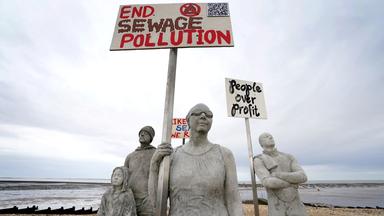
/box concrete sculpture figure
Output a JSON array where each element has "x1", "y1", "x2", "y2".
[
  {"x1": 149, "y1": 103, "x2": 243, "y2": 216},
  {"x1": 253, "y1": 132, "x2": 308, "y2": 216},
  {"x1": 98, "y1": 166, "x2": 137, "y2": 216},
  {"x1": 124, "y1": 126, "x2": 156, "y2": 216}
]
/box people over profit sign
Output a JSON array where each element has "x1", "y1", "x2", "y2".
[{"x1": 226, "y1": 79, "x2": 267, "y2": 119}]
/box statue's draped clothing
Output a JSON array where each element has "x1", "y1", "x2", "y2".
[
  {"x1": 169, "y1": 144, "x2": 229, "y2": 216},
  {"x1": 125, "y1": 146, "x2": 156, "y2": 216},
  {"x1": 97, "y1": 188, "x2": 137, "y2": 216},
  {"x1": 254, "y1": 151, "x2": 307, "y2": 216}
]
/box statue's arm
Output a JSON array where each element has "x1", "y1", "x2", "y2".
[
  {"x1": 272, "y1": 156, "x2": 307, "y2": 184},
  {"x1": 221, "y1": 147, "x2": 243, "y2": 216},
  {"x1": 148, "y1": 154, "x2": 160, "y2": 210},
  {"x1": 147, "y1": 143, "x2": 173, "y2": 210},
  {"x1": 253, "y1": 157, "x2": 291, "y2": 189}
]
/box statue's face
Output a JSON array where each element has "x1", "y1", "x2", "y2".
[
  {"x1": 260, "y1": 133, "x2": 275, "y2": 151},
  {"x1": 111, "y1": 168, "x2": 124, "y2": 186},
  {"x1": 139, "y1": 130, "x2": 152, "y2": 145},
  {"x1": 188, "y1": 105, "x2": 213, "y2": 133}
]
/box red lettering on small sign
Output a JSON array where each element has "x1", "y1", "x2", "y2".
[
  {"x1": 120, "y1": 5, "x2": 154, "y2": 18},
  {"x1": 170, "y1": 31, "x2": 183, "y2": 46},
  {"x1": 120, "y1": 6, "x2": 132, "y2": 19},
  {"x1": 120, "y1": 34, "x2": 134, "y2": 48},
  {"x1": 157, "y1": 33, "x2": 168, "y2": 46},
  {"x1": 118, "y1": 29, "x2": 232, "y2": 48},
  {"x1": 144, "y1": 33, "x2": 155, "y2": 47}
]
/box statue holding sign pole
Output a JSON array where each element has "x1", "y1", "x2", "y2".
[
  {"x1": 253, "y1": 133, "x2": 308, "y2": 216},
  {"x1": 149, "y1": 103, "x2": 243, "y2": 216},
  {"x1": 110, "y1": 3, "x2": 235, "y2": 215}
]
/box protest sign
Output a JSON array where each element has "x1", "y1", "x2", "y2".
[
  {"x1": 225, "y1": 78, "x2": 267, "y2": 119},
  {"x1": 171, "y1": 118, "x2": 189, "y2": 139},
  {"x1": 110, "y1": 3, "x2": 234, "y2": 50},
  {"x1": 225, "y1": 78, "x2": 266, "y2": 216}
]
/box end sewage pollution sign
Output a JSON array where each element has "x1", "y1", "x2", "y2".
[{"x1": 110, "y1": 3, "x2": 234, "y2": 50}]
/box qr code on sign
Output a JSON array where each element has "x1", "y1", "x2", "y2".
[{"x1": 207, "y1": 3, "x2": 230, "y2": 17}]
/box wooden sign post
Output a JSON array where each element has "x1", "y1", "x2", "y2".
[
  {"x1": 156, "y1": 48, "x2": 177, "y2": 216},
  {"x1": 110, "y1": 3, "x2": 234, "y2": 215},
  {"x1": 225, "y1": 78, "x2": 268, "y2": 216}
]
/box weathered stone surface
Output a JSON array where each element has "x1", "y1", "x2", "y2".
[
  {"x1": 253, "y1": 132, "x2": 308, "y2": 216},
  {"x1": 98, "y1": 166, "x2": 137, "y2": 216},
  {"x1": 149, "y1": 103, "x2": 243, "y2": 216},
  {"x1": 125, "y1": 126, "x2": 156, "y2": 216}
]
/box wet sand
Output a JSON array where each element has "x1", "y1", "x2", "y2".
[
  {"x1": 2, "y1": 205, "x2": 384, "y2": 216},
  {"x1": 243, "y1": 204, "x2": 384, "y2": 216}
]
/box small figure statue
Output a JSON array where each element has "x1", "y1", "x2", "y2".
[
  {"x1": 124, "y1": 126, "x2": 156, "y2": 216},
  {"x1": 253, "y1": 132, "x2": 308, "y2": 216},
  {"x1": 98, "y1": 166, "x2": 137, "y2": 216},
  {"x1": 149, "y1": 103, "x2": 243, "y2": 216}
]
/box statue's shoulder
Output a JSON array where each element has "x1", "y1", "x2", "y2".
[
  {"x1": 126, "y1": 149, "x2": 140, "y2": 157},
  {"x1": 217, "y1": 144, "x2": 231, "y2": 154},
  {"x1": 278, "y1": 151, "x2": 295, "y2": 161},
  {"x1": 253, "y1": 154, "x2": 263, "y2": 160},
  {"x1": 214, "y1": 144, "x2": 236, "y2": 161},
  {"x1": 124, "y1": 151, "x2": 135, "y2": 162}
]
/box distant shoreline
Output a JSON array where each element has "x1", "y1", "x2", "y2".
[
  {"x1": 2, "y1": 178, "x2": 384, "y2": 188},
  {"x1": 1, "y1": 179, "x2": 383, "y2": 209},
  {"x1": 0, "y1": 177, "x2": 384, "y2": 187}
]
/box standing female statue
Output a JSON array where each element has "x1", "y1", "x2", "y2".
[{"x1": 149, "y1": 103, "x2": 243, "y2": 216}]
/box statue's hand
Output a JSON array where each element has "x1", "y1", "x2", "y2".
[{"x1": 151, "y1": 143, "x2": 173, "y2": 165}]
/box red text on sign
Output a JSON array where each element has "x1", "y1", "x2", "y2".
[{"x1": 120, "y1": 5, "x2": 155, "y2": 18}]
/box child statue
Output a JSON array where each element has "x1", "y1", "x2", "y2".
[{"x1": 98, "y1": 166, "x2": 137, "y2": 216}]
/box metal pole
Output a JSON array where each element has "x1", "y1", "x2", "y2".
[
  {"x1": 245, "y1": 118, "x2": 260, "y2": 216},
  {"x1": 156, "y1": 48, "x2": 178, "y2": 216}
]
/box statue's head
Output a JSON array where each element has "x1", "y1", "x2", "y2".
[
  {"x1": 138, "y1": 126, "x2": 155, "y2": 145},
  {"x1": 259, "y1": 132, "x2": 275, "y2": 151},
  {"x1": 111, "y1": 166, "x2": 129, "y2": 191},
  {"x1": 186, "y1": 103, "x2": 213, "y2": 134}
]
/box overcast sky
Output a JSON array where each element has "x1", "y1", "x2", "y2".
[{"x1": 0, "y1": 0, "x2": 383, "y2": 181}]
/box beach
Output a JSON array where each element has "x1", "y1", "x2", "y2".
[
  {"x1": 243, "y1": 205, "x2": 384, "y2": 216},
  {"x1": 1, "y1": 179, "x2": 384, "y2": 215},
  {"x1": 1, "y1": 206, "x2": 384, "y2": 216}
]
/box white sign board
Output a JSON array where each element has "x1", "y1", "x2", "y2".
[
  {"x1": 171, "y1": 118, "x2": 189, "y2": 139},
  {"x1": 110, "y1": 3, "x2": 234, "y2": 50},
  {"x1": 225, "y1": 78, "x2": 267, "y2": 119}
]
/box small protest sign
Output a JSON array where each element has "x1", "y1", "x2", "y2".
[
  {"x1": 110, "y1": 3, "x2": 234, "y2": 50},
  {"x1": 225, "y1": 78, "x2": 267, "y2": 119},
  {"x1": 171, "y1": 118, "x2": 189, "y2": 139}
]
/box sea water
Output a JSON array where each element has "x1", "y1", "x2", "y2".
[{"x1": 0, "y1": 178, "x2": 383, "y2": 209}]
